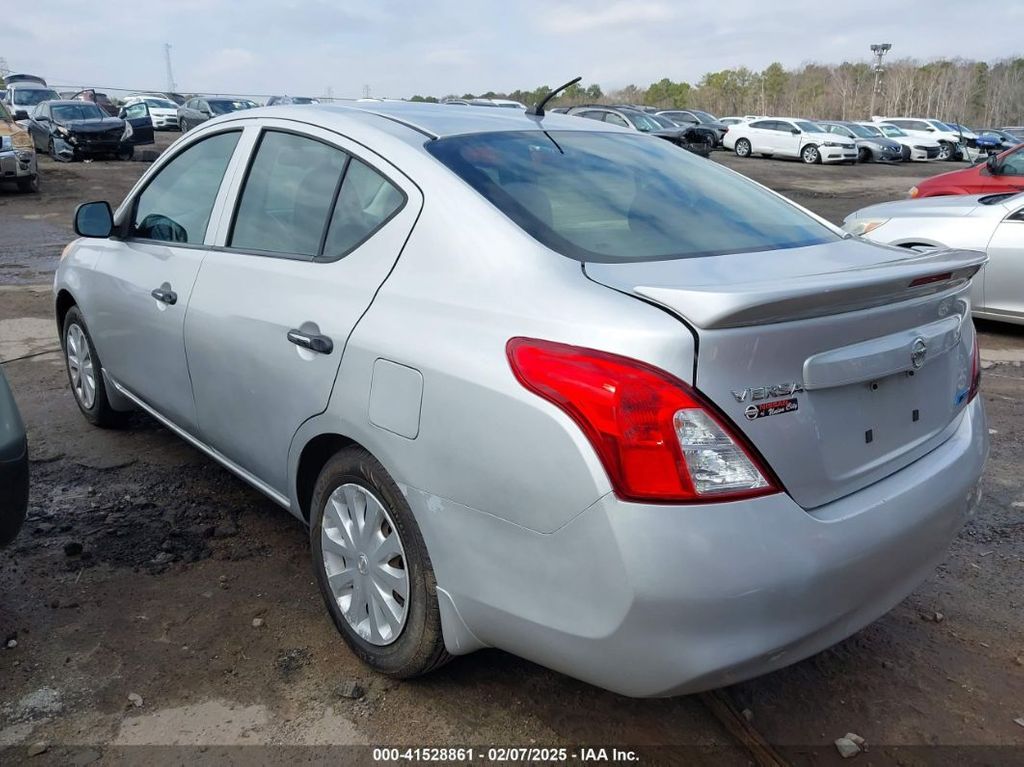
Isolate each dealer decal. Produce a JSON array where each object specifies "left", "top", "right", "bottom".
[{"left": 744, "top": 398, "right": 798, "bottom": 421}]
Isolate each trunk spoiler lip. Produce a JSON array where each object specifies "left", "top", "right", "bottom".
[{"left": 627, "top": 248, "right": 987, "bottom": 330}]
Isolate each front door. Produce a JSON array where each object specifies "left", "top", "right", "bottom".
[
  {"left": 120, "top": 102, "right": 155, "bottom": 146},
  {"left": 184, "top": 123, "right": 421, "bottom": 494},
  {"left": 982, "top": 206, "right": 1024, "bottom": 321},
  {"left": 88, "top": 129, "right": 244, "bottom": 433},
  {"left": 774, "top": 121, "right": 802, "bottom": 158}
]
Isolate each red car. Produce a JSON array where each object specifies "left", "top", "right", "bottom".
[{"left": 910, "top": 143, "right": 1024, "bottom": 198}]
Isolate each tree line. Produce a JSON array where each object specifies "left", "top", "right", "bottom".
[{"left": 410, "top": 57, "right": 1024, "bottom": 127}]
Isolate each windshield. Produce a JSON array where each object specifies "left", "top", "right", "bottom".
[
  {"left": 627, "top": 112, "right": 663, "bottom": 132},
  {"left": 209, "top": 100, "right": 256, "bottom": 114},
  {"left": 879, "top": 125, "right": 906, "bottom": 138},
  {"left": 691, "top": 110, "right": 717, "bottom": 123},
  {"left": 929, "top": 120, "right": 954, "bottom": 131},
  {"left": 426, "top": 131, "right": 838, "bottom": 263},
  {"left": 795, "top": 120, "right": 824, "bottom": 133},
  {"left": 52, "top": 103, "right": 106, "bottom": 121},
  {"left": 12, "top": 88, "right": 59, "bottom": 106},
  {"left": 842, "top": 123, "right": 874, "bottom": 138},
  {"left": 650, "top": 114, "right": 678, "bottom": 128},
  {"left": 143, "top": 98, "right": 177, "bottom": 109}
]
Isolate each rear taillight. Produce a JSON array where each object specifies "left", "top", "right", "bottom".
[
  {"left": 506, "top": 338, "right": 778, "bottom": 503},
  {"left": 968, "top": 333, "right": 981, "bottom": 403}
]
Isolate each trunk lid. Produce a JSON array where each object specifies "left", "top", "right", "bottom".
[{"left": 585, "top": 237, "right": 986, "bottom": 508}]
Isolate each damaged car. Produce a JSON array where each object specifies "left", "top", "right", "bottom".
[
  {"left": 0, "top": 99, "right": 39, "bottom": 192},
  {"left": 25, "top": 101, "right": 140, "bottom": 162}
]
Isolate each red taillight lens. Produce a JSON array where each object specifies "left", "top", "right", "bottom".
[
  {"left": 968, "top": 332, "right": 981, "bottom": 403},
  {"left": 506, "top": 337, "right": 778, "bottom": 503}
]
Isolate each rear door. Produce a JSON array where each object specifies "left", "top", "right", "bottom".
[
  {"left": 981, "top": 203, "right": 1024, "bottom": 321},
  {"left": 183, "top": 121, "right": 420, "bottom": 495},
  {"left": 88, "top": 128, "right": 245, "bottom": 433},
  {"left": 746, "top": 120, "right": 774, "bottom": 153},
  {"left": 120, "top": 102, "right": 155, "bottom": 146}
]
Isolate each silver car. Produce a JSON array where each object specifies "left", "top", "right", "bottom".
[
  {"left": 54, "top": 103, "right": 988, "bottom": 697},
  {"left": 844, "top": 191, "right": 1024, "bottom": 325}
]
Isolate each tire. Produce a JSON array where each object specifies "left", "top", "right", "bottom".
[
  {"left": 180, "top": 119, "right": 190, "bottom": 133},
  {"left": 16, "top": 175, "right": 38, "bottom": 193},
  {"left": 858, "top": 147, "right": 871, "bottom": 164},
  {"left": 61, "top": 307, "right": 127, "bottom": 428},
  {"left": 310, "top": 446, "right": 451, "bottom": 678},
  {"left": 801, "top": 144, "right": 821, "bottom": 164},
  {"left": 116, "top": 144, "right": 134, "bottom": 161},
  {"left": 734, "top": 138, "right": 751, "bottom": 158},
  {"left": 937, "top": 142, "right": 952, "bottom": 161}
]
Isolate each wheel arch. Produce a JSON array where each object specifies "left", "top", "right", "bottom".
[
  {"left": 294, "top": 431, "right": 358, "bottom": 522},
  {"left": 55, "top": 288, "right": 77, "bottom": 342}
]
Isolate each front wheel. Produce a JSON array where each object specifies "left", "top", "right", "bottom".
[
  {"left": 801, "top": 144, "right": 821, "bottom": 164},
  {"left": 62, "top": 307, "right": 126, "bottom": 428},
  {"left": 116, "top": 144, "right": 134, "bottom": 161},
  {"left": 16, "top": 175, "right": 38, "bottom": 193},
  {"left": 937, "top": 142, "right": 952, "bottom": 161},
  {"left": 310, "top": 446, "right": 451, "bottom": 678},
  {"left": 858, "top": 147, "right": 871, "bottom": 164},
  {"left": 734, "top": 138, "right": 751, "bottom": 158}
]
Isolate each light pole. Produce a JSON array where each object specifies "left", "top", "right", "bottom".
[{"left": 869, "top": 43, "right": 892, "bottom": 117}]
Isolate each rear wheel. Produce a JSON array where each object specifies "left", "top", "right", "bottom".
[
  {"left": 62, "top": 307, "right": 126, "bottom": 428},
  {"left": 734, "top": 138, "right": 751, "bottom": 158},
  {"left": 801, "top": 144, "right": 821, "bottom": 164},
  {"left": 310, "top": 446, "right": 451, "bottom": 678}
]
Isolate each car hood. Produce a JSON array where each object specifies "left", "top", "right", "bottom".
[
  {"left": 808, "top": 131, "right": 852, "bottom": 143},
  {"left": 58, "top": 118, "right": 124, "bottom": 131}
]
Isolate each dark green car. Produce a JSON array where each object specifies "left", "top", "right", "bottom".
[{"left": 0, "top": 368, "right": 28, "bottom": 546}]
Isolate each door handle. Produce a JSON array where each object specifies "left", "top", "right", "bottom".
[
  {"left": 287, "top": 329, "right": 333, "bottom": 355},
  {"left": 151, "top": 287, "right": 178, "bottom": 305}
]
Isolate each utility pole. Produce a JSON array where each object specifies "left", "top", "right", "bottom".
[
  {"left": 869, "top": 43, "right": 892, "bottom": 117},
  {"left": 164, "top": 43, "right": 177, "bottom": 94},
  {"left": 362, "top": 84, "right": 371, "bottom": 99}
]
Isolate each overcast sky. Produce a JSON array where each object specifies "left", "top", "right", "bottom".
[{"left": 8, "top": 1, "right": 1023, "bottom": 99}]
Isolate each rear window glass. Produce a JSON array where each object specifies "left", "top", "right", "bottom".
[{"left": 426, "top": 131, "right": 837, "bottom": 263}]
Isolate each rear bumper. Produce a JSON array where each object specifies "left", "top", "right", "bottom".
[
  {"left": 0, "top": 440, "right": 29, "bottom": 546},
  {"left": 425, "top": 398, "right": 987, "bottom": 697}
]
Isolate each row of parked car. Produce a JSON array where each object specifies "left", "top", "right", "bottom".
[{"left": 720, "top": 114, "right": 1024, "bottom": 165}]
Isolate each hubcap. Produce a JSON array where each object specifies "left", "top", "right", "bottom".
[
  {"left": 320, "top": 483, "right": 409, "bottom": 646},
  {"left": 66, "top": 324, "right": 96, "bottom": 410}
]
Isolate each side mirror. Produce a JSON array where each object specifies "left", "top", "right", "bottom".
[
  {"left": 14, "top": 110, "right": 28, "bottom": 120},
  {"left": 74, "top": 201, "right": 114, "bottom": 238},
  {"left": 791, "top": 128, "right": 800, "bottom": 134},
  {"left": 35, "top": 115, "right": 49, "bottom": 122},
  {"left": 986, "top": 153, "right": 1001, "bottom": 174}
]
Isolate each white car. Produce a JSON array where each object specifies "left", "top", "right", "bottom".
[
  {"left": 724, "top": 117, "right": 856, "bottom": 164},
  {"left": 123, "top": 95, "right": 180, "bottom": 130},
  {"left": 719, "top": 115, "right": 759, "bottom": 126},
  {"left": 854, "top": 122, "right": 939, "bottom": 162},
  {"left": 844, "top": 190, "right": 1024, "bottom": 325},
  {"left": 874, "top": 117, "right": 965, "bottom": 161}
]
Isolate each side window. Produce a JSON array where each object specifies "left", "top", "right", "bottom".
[
  {"left": 124, "top": 102, "right": 147, "bottom": 120},
  {"left": 132, "top": 131, "right": 241, "bottom": 244},
  {"left": 230, "top": 131, "right": 347, "bottom": 257},
  {"left": 677, "top": 112, "right": 698, "bottom": 124},
  {"left": 749, "top": 120, "right": 771, "bottom": 130},
  {"left": 578, "top": 111, "right": 605, "bottom": 122},
  {"left": 603, "top": 112, "right": 630, "bottom": 128},
  {"left": 1001, "top": 147, "right": 1024, "bottom": 176},
  {"left": 322, "top": 159, "right": 405, "bottom": 259}
]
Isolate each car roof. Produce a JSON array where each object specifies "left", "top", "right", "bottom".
[{"left": 265, "top": 101, "right": 617, "bottom": 141}]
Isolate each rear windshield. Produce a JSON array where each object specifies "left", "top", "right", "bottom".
[{"left": 426, "top": 130, "right": 838, "bottom": 263}]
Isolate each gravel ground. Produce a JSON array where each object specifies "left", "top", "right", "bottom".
[{"left": 1, "top": 139, "right": 1022, "bottom": 764}]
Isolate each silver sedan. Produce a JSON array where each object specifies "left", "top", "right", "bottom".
[
  {"left": 54, "top": 102, "right": 987, "bottom": 696},
  {"left": 844, "top": 191, "right": 1024, "bottom": 325}
]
